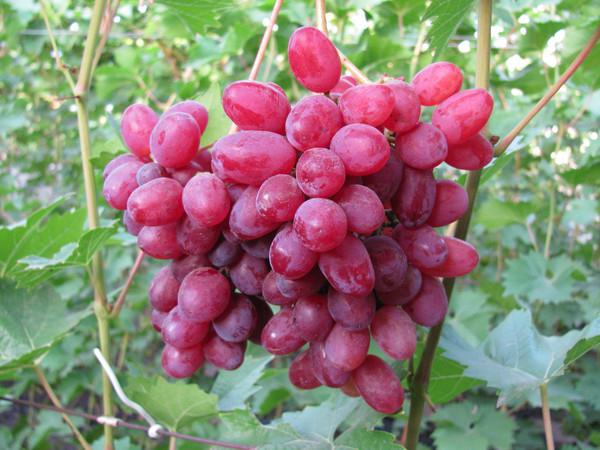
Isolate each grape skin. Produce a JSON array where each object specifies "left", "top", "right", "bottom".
[
  {"left": 127, "top": 177, "right": 184, "bottom": 226},
  {"left": 269, "top": 223, "right": 318, "bottom": 280},
  {"left": 330, "top": 124, "right": 390, "bottom": 176},
  {"left": 396, "top": 123, "right": 448, "bottom": 170},
  {"left": 213, "top": 294, "right": 257, "bottom": 343},
  {"left": 327, "top": 289, "right": 375, "bottom": 330},
  {"left": 103, "top": 160, "right": 143, "bottom": 211},
  {"left": 150, "top": 112, "right": 200, "bottom": 169},
  {"left": 426, "top": 180, "right": 469, "bottom": 227},
  {"left": 203, "top": 335, "right": 246, "bottom": 370},
  {"left": 285, "top": 95, "right": 343, "bottom": 151},
  {"left": 182, "top": 173, "right": 231, "bottom": 227},
  {"left": 148, "top": 266, "right": 180, "bottom": 312},
  {"left": 161, "top": 344, "right": 204, "bottom": 379},
  {"left": 382, "top": 81, "right": 421, "bottom": 135},
  {"left": 370, "top": 306, "right": 416, "bottom": 360},
  {"left": 165, "top": 100, "right": 209, "bottom": 134},
  {"left": 289, "top": 350, "right": 322, "bottom": 389},
  {"left": 403, "top": 275, "right": 448, "bottom": 327},
  {"left": 136, "top": 162, "right": 167, "bottom": 185},
  {"left": 178, "top": 267, "right": 231, "bottom": 322},
  {"left": 295, "top": 148, "right": 346, "bottom": 198},
  {"left": 256, "top": 174, "right": 304, "bottom": 222},
  {"left": 261, "top": 271, "right": 296, "bottom": 306},
  {"left": 229, "top": 252, "right": 269, "bottom": 296},
  {"left": 377, "top": 265, "right": 423, "bottom": 306},
  {"left": 324, "top": 323, "right": 370, "bottom": 372},
  {"left": 170, "top": 254, "right": 210, "bottom": 283},
  {"left": 208, "top": 239, "right": 242, "bottom": 268},
  {"left": 309, "top": 342, "right": 350, "bottom": 387},
  {"left": 138, "top": 223, "right": 183, "bottom": 260},
  {"left": 393, "top": 224, "right": 448, "bottom": 270},
  {"left": 162, "top": 307, "right": 210, "bottom": 349},
  {"left": 293, "top": 198, "right": 348, "bottom": 253},
  {"left": 261, "top": 308, "right": 305, "bottom": 355},
  {"left": 412, "top": 62, "right": 463, "bottom": 106},
  {"left": 353, "top": 355, "right": 404, "bottom": 414},
  {"left": 420, "top": 237, "right": 479, "bottom": 278},
  {"left": 339, "top": 84, "right": 395, "bottom": 127},
  {"left": 445, "top": 133, "right": 494, "bottom": 170},
  {"left": 392, "top": 166, "right": 436, "bottom": 229},
  {"left": 176, "top": 216, "right": 221, "bottom": 256},
  {"left": 362, "top": 151, "right": 404, "bottom": 202},
  {"left": 104, "top": 154, "right": 143, "bottom": 180},
  {"left": 334, "top": 185, "right": 385, "bottom": 235},
  {"left": 229, "top": 186, "right": 279, "bottom": 241},
  {"left": 292, "top": 294, "right": 334, "bottom": 342},
  {"left": 120, "top": 103, "right": 158, "bottom": 158},
  {"left": 364, "top": 235, "right": 408, "bottom": 293}
]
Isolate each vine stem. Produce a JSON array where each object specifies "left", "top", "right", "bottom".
[
  {"left": 33, "top": 366, "right": 92, "bottom": 450},
  {"left": 540, "top": 384, "right": 555, "bottom": 450},
  {"left": 109, "top": 250, "right": 145, "bottom": 318},
  {"left": 495, "top": 25, "right": 600, "bottom": 156},
  {"left": 404, "top": 1, "right": 492, "bottom": 448}
]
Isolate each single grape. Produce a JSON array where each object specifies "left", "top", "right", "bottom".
[
  {"left": 377, "top": 265, "right": 422, "bottom": 306},
  {"left": 164, "top": 100, "right": 209, "bottom": 134},
  {"left": 391, "top": 166, "right": 436, "bottom": 228},
  {"left": 267, "top": 81, "right": 287, "bottom": 97},
  {"left": 420, "top": 237, "right": 479, "bottom": 278},
  {"left": 123, "top": 210, "right": 143, "bottom": 236},
  {"left": 261, "top": 308, "right": 305, "bottom": 355},
  {"left": 362, "top": 151, "right": 404, "bottom": 202},
  {"left": 275, "top": 268, "right": 326, "bottom": 300},
  {"left": 248, "top": 298, "right": 274, "bottom": 344},
  {"left": 256, "top": 174, "right": 304, "bottom": 222},
  {"left": 382, "top": 81, "right": 420, "bottom": 135},
  {"left": 229, "top": 252, "right": 269, "bottom": 296},
  {"left": 213, "top": 294, "right": 257, "bottom": 343},
  {"left": 262, "top": 271, "right": 296, "bottom": 306},
  {"left": 161, "top": 344, "right": 204, "bottom": 378},
  {"left": 269, "top": 223, "right": 318, "bottom": 279},
  {"left": 309, "top": 342, "right": 350, "bottom": 387},
  {"left": 222, "top": 80, "right": 290, "bottom": 134},
  {"left": 240, "top": 232, "right": 276, "bottom": 259},
  {"left": 170, "top": 254, "right": 210, "bottom": 283},
  {"left": 339, "top": 84, "right": 395, "bottom": 127},
  {"left": 412, "top": 62, "right": 463, "bottom": 106},
  {"left": 396, "top": 123, "right": 448, "bottom": 170},
  {"left": 340, "top": 378, "right": 360, "bottom": 397},
  {"left": 226, "top": 183, "right": 247, "bottom": 203},
  {"left": 120, "top": 103, "right": 158, "bottom": 158},
  {"left": 292, "top": 294, "right": 334, "bottom": 342},
  {"left": 403, "top": 275, "right": 448, "bottom": 327},
  {"left": 330, "top": 75, "right": 357, "bottom": 101},
  {"left": 285, "top": 95, "right": 343, "bottom": 151},
  {"left": 353, "top": 355, "right": 404, "bottom": 414},
  {"left": 167, "top": 165, "right": 198, "bottom": 186},
  {"left": 104, "top": 154, "right": 143, "bottom": 180},
  {"left": 289, "top": 350, "right": 322, "bottom": 389},
  {"left": 138, "top": 223, "right": 183, "bottom": 259},
  {"left": 203, "top": 335, "right": 246, "bottom": 370},
  {"left": 211, "top": 131, "right": 296, "bottom": 186},
  {"left": 334, "top": 184, "right": 385, "bottom": 235},
  {"left": 364, "top": 236, "right": 408, "bottom": 293},
  {"left": 288, "top": 26, "right": 341, "bottom": 93},
  {"left": 176, "top": 216, "right": 221, "bottom": 256},
  {"left": 178, "top": 267, "right": 231, "bottom": 322},
  {"left": 182, "top": 173, "right": 231, "bottom": 227},
  {"left": 426, "top": 180, "right": 468, "bottom": 227},
  {"left": 162, "top": 307, "right": 210, "bottom": 349},
  {"left": 149, "top": 266, "right": 179, "bottom": 312},
  {"left": 432, "top": 88, "right": 494, "bottom": 145},
  {"left": 324, "top": 323, "right": 370, "bottom": 372},
  {"left": 136, "top": 162, "right": 167, "bottom": 185},
  {"left": 151, "top": 309, "right": 167, "bottom": 332},
  {"left": 445, "top": 133, "right": 494, "bottom": 170},
  {"left": 327, "top": 289, "right": 375, "bottom": 330},
  {"left": 150, "top": 112, "right": 200, "bottom": 169},
  {"left": 292, "top": 198, "right": 347, "bottom": 252},
  {"left": 393, "top": 224, "right": 448, "bottom": 270},
  {"left": 208, "top": 239, "right": 242, "bottom": 268},
  {"left": 103, "top": 161, "right": 143, "bottom": 210},
  {"left": 127, "top": 178, "right": 184, "bottom": 226},
  {"left": 319, "top": 235, "right": 375, "bottom": 297},
  {"left": 330, "top": 124, "right": 390, "bottom": 176},
  {"left": 370, "top": 306, "right": 416, "bottom": 360},
  {"left": 295, "top": 148, "right": 346, "bottom": 198},
  {"left": 229, "top": 186, "right": 279, "bottom": 240}
]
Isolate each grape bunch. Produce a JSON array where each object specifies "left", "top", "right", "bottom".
[{"left": 102, "top": 25, "right": 493, "bottom": 414}]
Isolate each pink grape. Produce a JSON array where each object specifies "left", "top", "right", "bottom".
[
  {"left": 377, "top": 265, "right": 422, "bottom": 306},
  {"left": 191, "top": 149, "right": 212, "bottom": 172},
  {"left": 292, "top": 294, "right": 334, "bottom": 342},
  {"left": 293, "top": 198, "right": 347, "bottom": 252},
  {"left": 421, "top": 237, "right": 479, "bottom": 278},
  {"left": 121, "top": 103, "right": 158, "bottom": 158},
  {"left": 288, "top": 26, "right": 341, "bottom": 93},
  {"left": 212, "top": 131, "right": 296, "bottom": 186},
  {"left": 330, "top": 75, "right": 357, "bottom": 100},
  {"left": 404, "top": 275, "right": 448, "bottom": 327},
  {"left": 136, "top": 162, "right": 167, "bottom": 185},
  {"left": 103, "top": 161, "right": 143, "bottom": 210},
  {"left": 295, "top": 148, "right": 346, "bottom": 198},
  {"left": 319, "top": 235, "right": 375, "bottom": 297},
  {"left": 151, "top": 309, "right": 167, "bottom": 332},
  {"left": 396, "top": 123, "right": 448, "bottom": 170},
  {"left": 208, "top": 239, "right": 242, "bottom": 268},
  {"left": 339, "top": 84, "right": 395, "bottom": 127},
  {"left": 370, "top": 306, "right": 416, "bottom": 360},
  {"left": 222, "top": 80, "right": 291, "bottom": 134},
  {"left": 164, "top": 100, "right": 209, "bottom": 134},
  {"left": 427, "top": 180, "right": 468, "bottom": 227},
  {"left": 167, "top": 165, "right": 198, "bottom": 186},
  {"left": 327, "top": 289, "right": 375, "bottom": 330},
  {"left": 285, "top": 95, "right": 343, "bottom": 151},
  {"left": 382, "top": 81, "right": 420, "bottom": 135},
  {"left": 334, "top": 185, "right": 385, "bottom": 235},
  {"left": 445, "top": 133, "right": 494, "bottom": 170},
  {"left": 182, "top": 173, "right": 231, "bottom": 227},
  {"left": 267, "top": 81, "right": 287, "bottom": 97},
  {"left": 138, "top": 224, "right": 183, "bottom": 259},
  {"left": 240, "top": 232, "right": 275, "bottom": 259},
  {"left": 324, "top": 323, "right": 370, "bottom": 371},
  {"left": 362, "top": 151, "right": 404, "bottom": 202},
  {"left": 261, "top": 308, "right": 305, "bottom": 355},
  {"left": 275, "top": 268, "right": 326, "bottom": 300},
  {"left": 432, "top": 88, "right": 494, "bottom": 145},
  {"left": 150, "top": 112, "right": 200, "bottom": 169},
  {"left": 162, "top": 344, "right": 204, "bottom": 378},
  {"left": 123, "top": 211, "right": 143, "bottom": 236},
  {"left": 213, "top": 294, "right": 257, "bottom": 343},
  {"left": 364, "top": 236, "right": 408, "bottom": 293},
  {"left": 412, "top": 62, "right": 463, "bottom": 106},
  {"left": 204, "top": 335, "right": 245, "bottom": 370},
  {"left": 392, "top": 166, "right": 436, "bottom": 228},
  {"left": 248, "top": 298, "right": 274, "bottom": 345},
  {"left": 262, "top": 271, "right": 296, "bottom": 306},
  {"left": 393, "top": 224, "right": 448, "bottom": 270},
  {"left": 229, "top": 252, "right": 269, "bottom": 296},
  {"left": 178, "top": 267, "right": 231, "bottom": 322},
  {"left": 103, "top": 154, "right": 142, "bottom": 179},
  {"left": 229, "top": 186, "right": 279, "bottom": 240},
  {"left": 170, "top": 254, "right": 210, "bottom": 283},
  {"left": 353, "top": 355, "right": 404, "bottom": 414},
  {"left": 162, "top": 307, "right": 210, "bottom": 349},
  {"left": 127, "top": 178, "right": 184, "bottom": 226},
  {"left": 176, "top": 216, "right": 221, "bottom": 256},
  {"left": 149, "top": 266, "right": 180, "bottom": 312},
  {"left": 330, "top": 124, "right": 390, "bottom": 176},
  {"left": 269, "top": 223, "right": 318, "bottom": 280},
  {"left": 226, "top": 183, "right": 247, "bottom": 203},
  {"left": 256, "top": 174, "right": 304, "bottom": 222},
  {"left": 289, "top": 350, "right": 322, "bottom": 389},
  {"left": 309, "top": 342, "right": 350, "bottom": 387}
]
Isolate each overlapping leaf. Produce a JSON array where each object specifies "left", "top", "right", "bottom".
[{"left": 423, "top": 0, "right": 476, "bottom": 58}]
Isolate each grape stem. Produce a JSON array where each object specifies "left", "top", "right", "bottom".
[
  {"left": 495, "top": 25, "right": 600, "bottom": 156},
  {"left": 540, "top": 383, "right": 556, "bottom": 450},
  {"left": 109, "top": 250, "right": 145, "bottom": 318}
]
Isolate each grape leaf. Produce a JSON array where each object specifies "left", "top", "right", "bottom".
[
  {"left": 423, "top": 0, "right": 476, "bottom": 58},
  {"left": 196, "top": 82, "right": 232, "bottom": 148},
  {"left": 0, "top": 282, "right": 89, "bottom": 371},
  {"left": 560, "top": 160, "right": 600, "bottom": 186},
  {"left": 475, "top": 199, "right": 539, "bottom": 230},
  {"left": 126, "top": 376, "right": 218, "bottom": 431},
  {"left": 439, "top": 310, "right": 600, "bottom": 405},
  {"left": 155, "top": 0, "right": 236, "bottom": 34},
  {"left": 335, "top": 428, "right": 404, "bottom": 450},
  {"left": 90, "top": 137, "right": 126, "bottom": 169}
]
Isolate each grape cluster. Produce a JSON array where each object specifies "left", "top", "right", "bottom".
[{"left": 102, "top": 25, "right": 493, "bottom": 414}]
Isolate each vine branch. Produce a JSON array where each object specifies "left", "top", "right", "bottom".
[
  {"left": 540, "top": 383, "right": 555, "bottom": 450},
  {"left": 109, "top": 250, "right": 145, "bottom": 318}
]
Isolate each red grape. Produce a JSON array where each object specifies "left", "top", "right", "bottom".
[
  {"left": 164, "top": 100, "right": 209, "bottom": 134},
  {"left": 391, "top": 166, "right": 436, "bottom": 228},
  {"left": 208, "top": 239, "right": 242, "bottom": 268},
  {"left": 330, "top": 75, "right": 357, "bottom": 101},
  {"left": 138, "top": 223, "right": 183, "bottom": 259},
  {"left": 203, "top": 335, "right": 246, "bottom": 370},
  {"left": 182, "top": 173, "right": 231, "bottom": 227},
  {"left": 256, "top": 174, "right": 304, "bottom": 222},
  {"left": 295, "top": 148, "right": 346, "bottom": 198},
  {"left": 103, "top": 161, "right": 143, "bottom": 210},
  {"left": 150, "top": 112, "right": 200, "bottom": 169},
  {"left": 191, "top": 149, "right": 212, "bottom": 172},
  {"left": 393, "top": 224, "right": 448, "bottom": 270},
  {"left": 240, "top": 232, "right": 275, "bottom": 259},
  {"left": 292, "top": 294, "right": 334, "bottom": 342},
  {"left": 104, "top": 154, "right": 142, "bottom": 179},
  {"left": 151, "top": 309, "right": 167, "bottom": 332},
  {"left": 267, "top": 82, "right": 287, "bottom": 97},
  {"left": 327, "top": 289, "right": 375, "bottom": 330},
  {"left": 248, "top": 298, "right": 274, "bottom": 344},
  {"left": 339, "top": 84, "right": 395, "bottom": 127},
  {"left": 176, "top": 216, "right": 221, "bottom": 256},
  {"left": 261, "top": 308, "right": 305, "bottom": 355},
  {"left": 149, "top": 266, "right": 179, "bottom": 312},
  {"left": 285, "top": 95, "right": 343, "bottom": 151},
  {"left": 136, "top": 162, "right": 167, "bottom": 185},
  {"left": 162, "top": 344, "right": 204, "bottom": 378},
  {"left": 229, "top": 252, "right": 269, "bottom": 296},
  {"left": 362, "top": 151, "right": 404, "bottom": 202},
  {"left": 167, "top": 165, "right": 198, "bottom": 187},
  {"left": 334, "top": 185, "right": 385, "bottom": 235},
  {"left": 293, "top": 198, "right": 347, "bottom": 252},
  {"left": 162, "top": 307, "right": 210, "bottom": 349},
  {"left": 275, "top": 268, "right": 325, "bottom": 300},
  {"left": 364, "top": 236, "right": 408, "bottom": 293},
  {"left": 445, "top": 133, "right": 494, "bottom": 170},
  {"left": 123, "top": 210, "right": 143, "bottom": 236},
  {"left": 229, "top": 186, "right": 279, "bottom": 240},
  {"left": 330, "top": 124, "right": 390, "bottom": 176},
  {"left": 213, "top": 294, "right": 257, "bottom": 343},
  {"left": 420, "top": 237, "right": 479, "bottom": 278},
  {"left": 289, "top": 350, "right": 321, "bottom": 389},
  {"left": 127, "top": 178, "right": 184, "bottom": 226},
  {"left": 370, "top": 306, "right": 416, "bottom": 360},
  {"left": 382, "top": 81, "right": 420, "bottom": 135},
  {"left": 170, "top": 254, "right": 210, "bottom": 283},
  {"left": 178, "top": 267, "right": 231, "bottom": 322},
  {"left": 340, "top": 378, "right": 360, "bottom": 397},
  {"left": 427, "top": 180, "right": 468, "bottom": 227},
  {"left": 377, "top": 265, "right": 422, "bottom": 306},
  {"left": 396, "top": 123, "right": 448, "bottom": 170},
  {"left": 412, "top": 62, "right": 463, "bottom": 106},
  {"left": 403, "top": 275, "right": 448, "bottom": 327},
  {"left": 226, "top": 183, "right": 247, "bottom": 203},
  {"left": 324, "top": 323, "right": 370, "bottom": 371},
  {"left": 121, "top": 103, "right": 158, "bottom": 158},
  {"left": 309, "top": 342, "right": 350, "bottom": 387},
  {"left": 262, "top": 271, "right": 296, "bottom": 306},
  {"left": 353, "top": 355, "right": 404, "bottom": 414},
  {"left": 269, "top": 223, "right": 318, "bottom": 280}
]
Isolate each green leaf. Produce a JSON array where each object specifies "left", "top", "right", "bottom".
[
  {"left": 126, "top": 376, "right": 218, "bottom": 431},
  {"left": 195, "top": 83, "right": 232, "bottom": 148},
  {"left": 439, "top": 310, "right": 600, "bottom": 405},
  {"left": 211, "top": 353, "right": 273, "bottom": 411},
  {"left": 423, "top": 0, "right": 476, "bottom": 58},
  {"left": 90, "top": 138, "right": 126, "bottom": 169},
  {"left": 335, "top": 428, "right": 404, "bottom": 450},
  {"left": 155, "top": 0, "right": 236, "bottom": 34},
  {"left": 431, "top": 401, "right": 516, "bottom": 450},
  {"left": 475, "top": 198, "right": 539, "bottom": 230},
  {"left": 560, "top": 160, "right": 600, "bottom": 186},
  {"left": 502, "top": 252, "right": 580, "bottom": 303},
  {"left": 447, "top": 290, "right": 495, "bottom": 346},
  {"left": 0, "top": 282, "right": 89, "bottom": 371}
]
